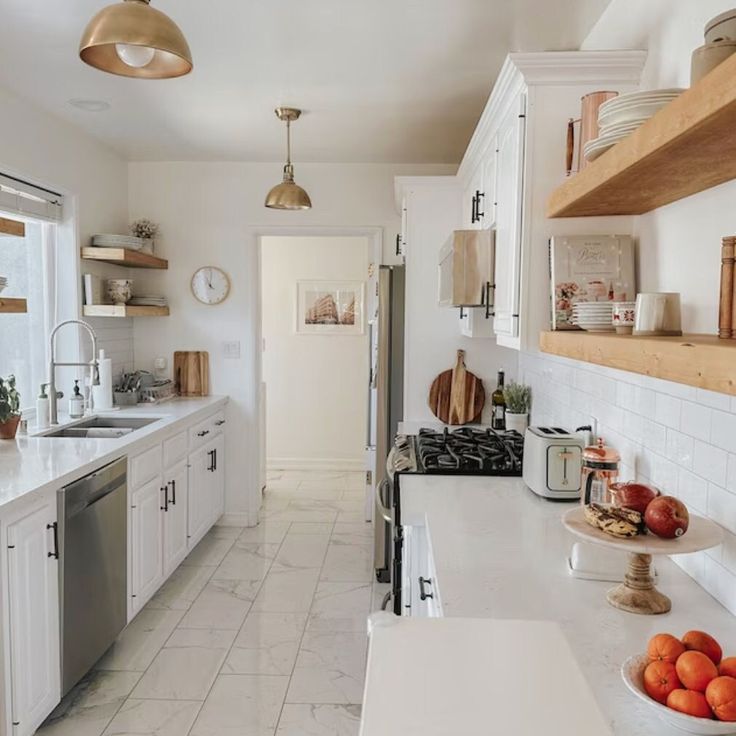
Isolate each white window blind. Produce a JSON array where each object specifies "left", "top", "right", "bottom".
[{"left": 0, "top": 173, "right": 63, "bottom": 222}]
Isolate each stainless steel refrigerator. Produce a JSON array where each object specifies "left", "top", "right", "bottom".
[{"left": 368, "top": 265, "right": 404, "bottom": 583}]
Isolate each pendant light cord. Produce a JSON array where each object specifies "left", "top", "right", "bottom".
[{"left": 286, "top": 119, "right": 292, "bottom": 167}]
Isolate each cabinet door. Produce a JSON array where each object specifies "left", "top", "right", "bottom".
[
  {"left": 130, "top": 477, "right": 164, "bottom": 613},
  {"left": 6, "top": 500, "right": 60, "bottom": 736},
  {"left": 493, "top": 93, "right": 527, "bottom": 342},
  {"left": 187, "top": 444, "right": 211, "bottom": 547},
  {"left": 482, "top": 146, "right": 497, "bottom": 225},
  {"left": 210, "top": 434, "right": 225, "bottom": 524},
  {"left": 462, "top": 164, "right": 484, "bottom": 229},
  {"left": 163, "top": 460, "right": 189, "bottom": 575}
]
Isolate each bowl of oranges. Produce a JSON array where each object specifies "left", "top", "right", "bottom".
[{"left": 622, "top": 631, "right": 736, "bottom": 734}]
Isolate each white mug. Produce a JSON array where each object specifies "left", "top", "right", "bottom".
[{"left": 634, "top": 293, "right": 682, "bottom": 336}]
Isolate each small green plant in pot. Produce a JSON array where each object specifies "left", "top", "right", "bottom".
[
  {"left": 0, "top": 375, "right": 21, "bottom": 439},
  {"left": 503, "top": 381, "right": 531, "bottom": 435}
]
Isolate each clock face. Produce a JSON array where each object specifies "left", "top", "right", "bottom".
[{"left": 191, "top": 266, "right": 230, "bottom": 305}]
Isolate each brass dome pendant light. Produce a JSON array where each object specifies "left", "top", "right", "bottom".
[
  {"left": 265, "top": 108, "right": 312, "bottom": 210},
  {"left": 79, "top": 0, "right": 192, "bottom": 79}
]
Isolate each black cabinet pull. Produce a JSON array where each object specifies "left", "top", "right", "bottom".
[
  {"left": 418, "top": 576, "right": 434, "bottom": 601},
  {"left": 471, "top": 193, "right": 478, "bottom": 223},
  {"left": 215, "top": 420, "right": 226, "bottom": 426},
  {"left": 160, "top": 486, "right": 169, "bottom": 512},
  {"left": 485, "top": 282, "right": 495, "bottom": 319},
  {"left": 395, "top": 233, "right": 401, "bottom": 256},
  {"left": 213, "top": 448, "right": 217, "bottom": 471},
  {"left": 207, "top": 449, "right": 215, "bottom": 472},
  {"left": 47, "top": 522, "right": 59, "bottom": 559},
  {"left": 170, "top": 479, "right": 176, "bottom": 506},
  {"left": 475, "top": 189, "right": 485, "bottom": 220},
  {"left": 197, "top": 430, "right": 210, "bottom": 437}
]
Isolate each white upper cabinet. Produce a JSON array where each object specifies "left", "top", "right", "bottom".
[{"left": 5, "top": 499, "right": 60, "bottom": 736}]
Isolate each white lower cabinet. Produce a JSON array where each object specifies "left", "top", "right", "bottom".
[
  {"left": 187, "top": 442, "right": 212, "bottom": 546},
  {"left": 401, "top": 525, "right": 441, "bottom": 618},
  {"left": 210, "top": 434, "right": 225, "bottom": 524},
  {"left": 163, "top": 459, "right": 189, "bottom": 576},
  {"left": 130, "top": 476, "right": 165, "bottom": 614},
  {"left": 5, "top": 499, "right": 60, "bottom": 736}
]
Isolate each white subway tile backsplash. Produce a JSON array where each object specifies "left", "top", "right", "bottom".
[
  {"left": 707, "top": 483, "right": 736, "bottom": 536},
  {"left": 665, "top": 429, "right": 694, "bottom": 469},
  {"left": 677, "top": 468, "right": 708, "bottom": 514},
  {"left": 652, "top": 455, "right": 679, "bottom": 493},
  {"left": 728, "top": 455, "right": 736, "bottom": 494},
  {"left": 693, "top": 440, "right": 728, "bottom": 487},
  {"left": 655, "top": 393, "right": 681, "bottom": 429},
  {"left": 697, "top": 388, "right": 732, "bottom": 412},
  {"left": 641, "top": 418, "right": 667, "bottom": 455},
  {"left": 711, "top": 410, "right": 736, "bottom": 454},
  {"left": 703, "top": 557, "right": 736, "bottom": 616},
  {"left": 680, "top": 401, "right": 712, "bottom": 442}
]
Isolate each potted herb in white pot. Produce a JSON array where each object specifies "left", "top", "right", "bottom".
[
  {"left": 0, "top": 375, "right": 21, "bottom": 440},
  {"left": 503, "top": 381, "right": 531, "bottom": 434},
  {"left": 130, "top": 218, "right": 159, "bottom": 254}
]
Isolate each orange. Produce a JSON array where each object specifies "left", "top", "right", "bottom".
[
  {"left": 644, "top": 660, "right": 682, "bottom": 704},
  {"left": 676, "top": 651, "right": 719, "bottom": 692},
  {"left": 666, "top": 689, "right": 713, "bottom": 719},
  {"left": 683, "top": 630, "right": 723, "bottom": 666},
  {"left": 720, "top": 657, "right": 736, "bottom": 678},
  {"left": 706, "top": 676, "right": 736, "bottom": 721},
  {"left": 648, "top": 633, "right": 686, "bottom": 664}
]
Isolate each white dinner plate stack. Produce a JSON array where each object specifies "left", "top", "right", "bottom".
[
  {"left": 583, "top": 89, "right": 685, "bottom": 163},
  {"left": 572, "top": 302, "right": 615, "bottom": 332},
  {"left": 92, "top": 234, "right": 145, "bottom": 250},
  {"left": 0, "top": 276, "right": 7, "bottom": 295},
  {"left": 128, "top": 295, "right": 167, "bottom": 307}
]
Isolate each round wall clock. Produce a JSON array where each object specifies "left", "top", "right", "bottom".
[{"left": 191, "top": 266, "right": 230, "bottom": 305}]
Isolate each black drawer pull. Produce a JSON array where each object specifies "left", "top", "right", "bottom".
[
  {"left": 215, "top": 420, "right": 226, "bottom": 426},
  {"left": 197, "top": 430, "right": 210, "bottom": 437},
  {"left": 418, "top": 576, "right": 434, "bottom": 601}
]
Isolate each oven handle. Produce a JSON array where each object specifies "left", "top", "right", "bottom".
[{"left": 376, "top": 478, "right": 392, "bottom": 523}]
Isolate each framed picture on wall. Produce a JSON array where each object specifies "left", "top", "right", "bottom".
[{"left": 295, "top": 280, "right": 365, "bottom": 335}]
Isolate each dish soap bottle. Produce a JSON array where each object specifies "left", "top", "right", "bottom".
[
  {"left": 36, "top": 383, "right": 50, "bottom": 430},
  {"left": 69, "top": 380, "right": 84, "bottom": 419}
]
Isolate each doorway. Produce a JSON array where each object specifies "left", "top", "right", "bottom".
[{"left": 259, "top": 233, "right": 376, "bottom": 503}]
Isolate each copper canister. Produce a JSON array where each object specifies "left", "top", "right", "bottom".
[
  {"left": 578, "top": 90, "right": 618, "bottom": 171},
  {"left": 581, "top": 437, "right": 621, "bottom": 505}
]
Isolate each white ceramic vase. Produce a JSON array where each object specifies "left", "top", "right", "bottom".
[{"left": 505, "top": 412, "right": 528, "bottom": 434}]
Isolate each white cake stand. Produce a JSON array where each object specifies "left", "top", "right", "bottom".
[{"left": 563, "top": 507, "right": 724, "bottom": 615}]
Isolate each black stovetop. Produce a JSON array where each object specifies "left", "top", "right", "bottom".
[{"left": 412, "top": 427, "right": 524, "bottom": 476}]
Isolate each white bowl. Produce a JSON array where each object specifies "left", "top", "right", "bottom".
[{"left": 622, "top": 654, "right": 736, "bottom": 735}]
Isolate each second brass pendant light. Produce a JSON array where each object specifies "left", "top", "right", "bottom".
[{"left": 265, "top": 108, "right": 312, "bottom": 210}]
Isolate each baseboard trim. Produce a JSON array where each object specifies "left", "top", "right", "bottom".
[
  {"left": 217, "top": 512, "right": 255, "bottom": 527},
  {"left": 267, "top": 457, "right": 364, "bottom": 472}
]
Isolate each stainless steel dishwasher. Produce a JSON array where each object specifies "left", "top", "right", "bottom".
[{"left": 58, "top": 456, "right": 127, "bottom": 696}]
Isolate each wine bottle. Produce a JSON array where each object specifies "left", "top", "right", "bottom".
[{"left": 491, "top": 370, "right": 506, "bottom": 430}]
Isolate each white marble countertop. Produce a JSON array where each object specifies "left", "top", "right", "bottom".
[
  {"left": 398, "top": 475, "right": 735, "bottom": 736},
  {"left": 0, "top": 397, "right": 228, "bottom": 513}
]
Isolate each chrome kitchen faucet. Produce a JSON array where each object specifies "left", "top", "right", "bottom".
[{"left": 48, "top": 320, "right": 100, "bottom": 425}]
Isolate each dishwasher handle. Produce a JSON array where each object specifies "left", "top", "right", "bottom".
[{"left": 376, "top": 479, "right": 392, "bottom": 523}]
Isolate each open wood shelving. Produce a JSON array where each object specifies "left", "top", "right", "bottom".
[
  {"left": 83, "top": 305, "right": 169, "bottom": 318},
  {"left": 547, "top": 53, "right": 736, "bottom": 218},
  {"left": 540, "top": 331, "right": 736, "bottom": 397},
  {"left": 81, "top": 246, "right": 168, "bottom": 269},
  {"left": 0, "top": 298, "right": 27, "bottom": 314}
]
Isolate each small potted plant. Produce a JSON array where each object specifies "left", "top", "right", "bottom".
[
  {"left": 503, "top": 381, "right": 531, "bottom": 434},
  {"left": 0, "top": 375, "right": 21, "bottom": 439},
  {"left": 130, "top": 218, "right": 159, "bottom": 254}
]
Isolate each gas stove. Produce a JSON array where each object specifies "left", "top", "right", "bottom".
[{"left": 389, "top": 426, "right": 524, "bottom": 476}]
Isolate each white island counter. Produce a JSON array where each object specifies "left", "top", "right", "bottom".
[{"left": 362, "top": 475, "right": 735, "bottom": 736}]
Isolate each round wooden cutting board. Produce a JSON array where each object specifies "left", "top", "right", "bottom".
[{"left": 428, "top": 350, "right": 485, "bottom": 425}]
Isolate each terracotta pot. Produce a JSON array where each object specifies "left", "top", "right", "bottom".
[{"left": 0, "top": 415, "right": 20, "bottom": 440}]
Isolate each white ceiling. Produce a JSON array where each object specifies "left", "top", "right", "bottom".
[{"left": 0, "top": 0, "right": 611, "bottom": 163}]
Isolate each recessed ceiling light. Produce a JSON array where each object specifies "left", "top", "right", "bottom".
[{"left": 68, "top": 98, "right": 111, "bottom": 112}]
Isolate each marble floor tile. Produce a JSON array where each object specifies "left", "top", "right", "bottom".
[
  {"left": 308, "top": 582, "right": 371, "bottom": 633},
  {"left": 238, "top": 521, "right": 291, "bottom": 543},
  {"left": 181, "top": 534, "right": 236, "bottom": 567},
  {"left": 209, "top": 525, "right": 245, "bottom": 539},
  {"left": 96, "top": 608, "right": 185, "bottom": 672},
  {"left": 287, "top": 631, "right": 367, "bottom": 704},
  {"left": 101, "top": 699, "right": 201, "bottom": 736},
  {"left": 273, "top": 534, "right": 330, "bottom": 570},
  {"left": 332, "top": 522, "right": 372, "bottom": 539},
  {"left": 129, "top": 629, "right": 234, "bottom": 700},
  {"left": 178, "top": 579, "right": 259, "bottom": 629},
  {"left": 330, "top": 533, "right": 372, "bottom": 548},
  {"left": 270, "top": 487, "right": 345, "bottom": 500},
  {"left": 251, "top": 567, "right": 321, "bottom": 613},
  {"left": 222, "top": 612, "right": 307, "bottom": 675},
  {"left": 370, "top": 582, "right": 392, "bottom": 613},
  {"left": 261, "top": 508, "right": 338, "bottom": 524},
  {"left": 320, "top": 540, "right": 373, "bottom": 582},
  {"left": 289, "top": 522, "right": 335, "bottom": 534},
  {"left": 335, "top": 511, "right": 367, "bottom": 524},
  {"left": 190, "top": 674, "right": 289, "bottom": 736},
  {"left": 211, "top": 542, "right": 279, "bottom": 581},
  {"left": 146, "top": 564, "right": 215, "bottom": 611},
  {"left": 276, "top": 704, "right": 361, "bottom": 736},
  {"left": 38, "top": 670, "right": 142, "bottom": 736}
]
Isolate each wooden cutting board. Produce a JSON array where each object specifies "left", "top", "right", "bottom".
[
  {"left": 174, "top": 351, "right": 210, "bottom": 396},
  {"left": 428, "top": 350, "right": 485, "bottom": 425}
]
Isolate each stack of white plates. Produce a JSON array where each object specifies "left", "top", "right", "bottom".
[
  {"left": 92, "top": 234, "right": 144, "bottom": 250},
  {"left": 572, "top": 302, "right": 615, "bottom": 332},
  {"left": 0, "top": 276, "right": 7, "bottom": 295},
  {"left": 128, "top": 295, "right": 168, "bottom": 307},
  {"left": 583, "top": 88, "right": 685, "bottom": 162}
]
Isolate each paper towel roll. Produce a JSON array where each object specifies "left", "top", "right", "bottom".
[{"left": 93, "top": 349, "right": 113, "bottom": 410}]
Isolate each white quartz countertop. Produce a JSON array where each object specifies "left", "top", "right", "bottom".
[
  {"left": 0, "top": 397, "right": 228, "bottom": 513},
  {"left": 397, "top": 475, "right": 735, "bottom": 736}
]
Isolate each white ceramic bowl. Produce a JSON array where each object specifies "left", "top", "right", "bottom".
[{"left": 622, "top": 654, "right": 736, "bottom": 735}]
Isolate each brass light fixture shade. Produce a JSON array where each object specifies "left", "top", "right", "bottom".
[
  {"left": 79, "top": 0, "right": 192, "bottom": 79},
  {"left": 265, "top": 108, "right": 312, "bottom": 210}
]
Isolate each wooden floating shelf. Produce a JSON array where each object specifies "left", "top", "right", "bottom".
[
  {"left": 0, "top": 217, "right": 25, "bottom": 237},
  {"left": 81, "top": 246, "right": 168, "bottom": 270},
  {"left": 83, "top": 305, "right": 169, "bottom": 318},
  {"left": 0, "top": 297, "right": 27, "bottom": 314},
  {"left": 540, "top": 331, "right": 736, "bottom": 396},
  {"left": 547, "top": 53, "right": 736, "bottom": 217}
]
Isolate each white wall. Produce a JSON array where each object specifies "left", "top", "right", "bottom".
[
  {"left": 261, "top": 235, "right": 369, "bottom": 470},
  {"left": 0, "top": 85, "right": 131, "bottom": 377},
  {"left": 128, "top": 161, "right": 453, "bottom": 525}
]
